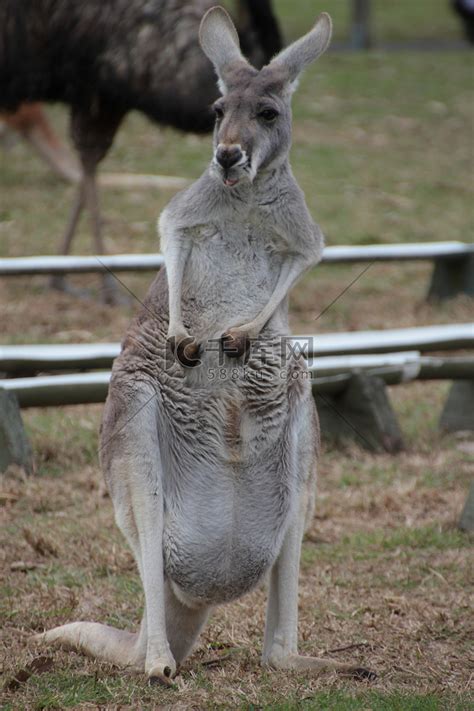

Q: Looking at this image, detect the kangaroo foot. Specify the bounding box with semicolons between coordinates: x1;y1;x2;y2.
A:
263;653;376;681
147;657;177;687
32;621;144;670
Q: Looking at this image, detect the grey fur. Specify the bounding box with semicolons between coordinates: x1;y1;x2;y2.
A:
34;9;375;684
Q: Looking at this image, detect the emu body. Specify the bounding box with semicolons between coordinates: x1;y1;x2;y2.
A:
1;0;217;130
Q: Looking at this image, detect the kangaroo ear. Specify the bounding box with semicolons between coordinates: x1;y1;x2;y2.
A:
199;6;248;91
270;12;332;85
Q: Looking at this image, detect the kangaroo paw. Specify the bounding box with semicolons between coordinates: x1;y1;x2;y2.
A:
168;335;202;368
221;329;250;359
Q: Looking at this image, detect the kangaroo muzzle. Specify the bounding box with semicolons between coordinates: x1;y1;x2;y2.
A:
214;144;248;187
216;144;243;171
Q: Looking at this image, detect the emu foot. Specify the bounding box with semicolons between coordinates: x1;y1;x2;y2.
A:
49;275;92;300
49;274;131;306
221;329;250;359
100;273;132;306
168;335;202;368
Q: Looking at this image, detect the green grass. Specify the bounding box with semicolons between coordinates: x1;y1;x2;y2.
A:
23;406;101;477
265;691;472;710
271;0;462;43
2;677;469;711
302;522;470;568
341;523;468;553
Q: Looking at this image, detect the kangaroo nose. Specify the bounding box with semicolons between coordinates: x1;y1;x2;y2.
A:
216;144;243;170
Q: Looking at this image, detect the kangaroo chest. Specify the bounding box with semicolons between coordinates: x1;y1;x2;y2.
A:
182;216;286;338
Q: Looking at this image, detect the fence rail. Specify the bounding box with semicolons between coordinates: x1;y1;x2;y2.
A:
2;353;474;408
1;323;472;375
1;242;472;276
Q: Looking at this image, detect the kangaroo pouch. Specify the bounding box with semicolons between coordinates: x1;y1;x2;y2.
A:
161;417;295;605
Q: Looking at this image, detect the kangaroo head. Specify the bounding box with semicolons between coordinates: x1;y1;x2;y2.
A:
199;6;332;188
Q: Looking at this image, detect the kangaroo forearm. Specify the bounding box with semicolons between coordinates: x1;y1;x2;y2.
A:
242;256;309;335
164;235;191;335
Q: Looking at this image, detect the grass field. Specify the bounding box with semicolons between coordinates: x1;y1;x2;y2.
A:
1;1;473;709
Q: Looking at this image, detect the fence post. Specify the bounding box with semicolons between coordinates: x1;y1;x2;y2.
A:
439;380;474;432
459;482;474;532
0;389;34;475
351;0;372;49
427;254;474;301
314;372;403;453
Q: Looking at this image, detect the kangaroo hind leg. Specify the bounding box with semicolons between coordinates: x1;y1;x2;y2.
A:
33;620;146;670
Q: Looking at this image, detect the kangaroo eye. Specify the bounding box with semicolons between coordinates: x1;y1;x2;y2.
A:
214;105;224;120
259;109;278;122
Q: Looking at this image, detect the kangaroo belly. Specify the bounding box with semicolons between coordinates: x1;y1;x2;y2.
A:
160;400;295;605
163;472;290;604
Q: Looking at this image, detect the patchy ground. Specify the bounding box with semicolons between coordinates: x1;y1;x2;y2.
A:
1;400;473;709
1;1;473;708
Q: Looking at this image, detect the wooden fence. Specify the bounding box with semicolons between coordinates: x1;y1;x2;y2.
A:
1;241;473;299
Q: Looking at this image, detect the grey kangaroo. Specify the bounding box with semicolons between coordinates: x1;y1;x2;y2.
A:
35;7;375;685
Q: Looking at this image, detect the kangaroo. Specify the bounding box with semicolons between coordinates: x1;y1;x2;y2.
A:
34;7;375;685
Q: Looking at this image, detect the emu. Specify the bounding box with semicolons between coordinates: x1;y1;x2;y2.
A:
34;8;375;684
0;0;280;300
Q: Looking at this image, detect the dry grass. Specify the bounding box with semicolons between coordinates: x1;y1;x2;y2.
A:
1;403;473;709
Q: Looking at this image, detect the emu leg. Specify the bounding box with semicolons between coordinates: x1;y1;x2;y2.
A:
56;104;127;304
82;168;125;305
50;181;88;296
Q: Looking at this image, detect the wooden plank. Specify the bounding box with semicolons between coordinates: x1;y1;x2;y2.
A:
297;323;474;357
1;242;472;276
322;242;474;263
311;353;474;381
418;356;474;380
0;343;120;372
0;372;111;408
1;327;473;374
3;353;474;408
308;351;421;379
0;253;165;276
0;367;410;408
